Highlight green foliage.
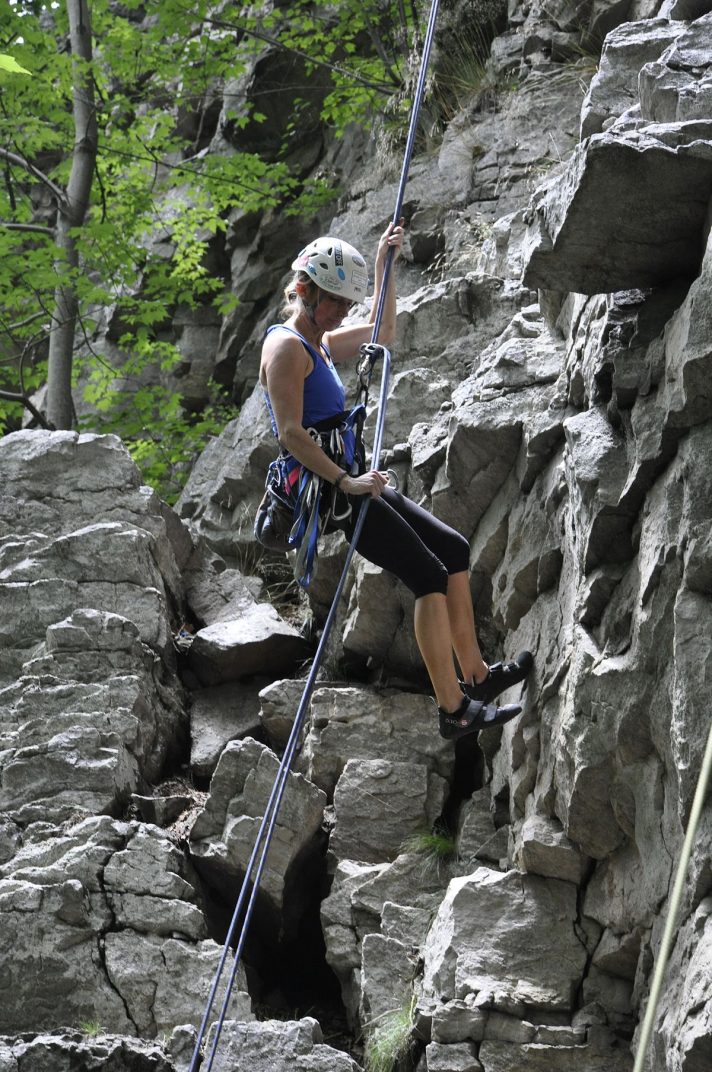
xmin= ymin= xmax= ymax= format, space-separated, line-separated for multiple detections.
xmin=0 ymin=0 xmax=429 ymax=490
xmin=364 ymin=999 xmax=415 ymax=1072
xmin=401 ymin=826 xmax=458 ymax=875
xmin=0 ymin=53 xmax=31 ymax=75
xmin=80 ymin=352 xmax=237 ymax=503
xmin=79 ymin=1019 xmax=102 ymax=1037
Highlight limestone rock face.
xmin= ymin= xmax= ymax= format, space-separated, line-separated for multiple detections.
xmin=0 ymin=818 xmax=250 ymax=1038
xmin=300 ymin=686 xmax=454 ymax=795
xmin=0 ymin=609 xmax=184 ymax=826
xmin=189 ymin=737 xmax=326 ymax=926
xmin=330 ymin=757 xmax=448 ymax=865
xmin=581 ymin=18 xmax=687 ymax=138
xmin=525 ymin=15 xmax=712 ymax=294
xmin=176 ymin=385 xmax=275 ymax=558
xmin=421 ymin=868 xmax=588 ymax=1012
xmin=207 ymin=1018 xmax=362 ymax=1072
xmin=0 ymin=1034 xmax=174 ymax=1072
xmin=3 ymin=4 xmax=712 ymax=1071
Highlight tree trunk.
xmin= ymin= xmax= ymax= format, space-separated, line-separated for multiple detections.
xmin=46 ymin=0 xmax=97 ymax=430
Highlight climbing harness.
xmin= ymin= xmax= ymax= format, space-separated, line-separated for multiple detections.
xmin=632 ymin=718 xmax=712 ymax=1072
xmin=189 ymin=3 xmax=441 ymax=1068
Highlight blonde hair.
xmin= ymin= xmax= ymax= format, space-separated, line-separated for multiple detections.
xmin=281 ymin=271 xmax=318 ymax=319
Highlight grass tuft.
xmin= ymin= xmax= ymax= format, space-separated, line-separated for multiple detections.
xmin=364 ymin=1000 xmax=415 ymax=1072
xmin=79 ymin=1019 xmax=102 ymax=1037
xmin=401 ymin=827 xmax=458 ymax=875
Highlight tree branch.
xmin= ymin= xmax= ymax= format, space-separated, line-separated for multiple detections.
xmin=0 ymin=221 xmax=54 ymax=236
xmin=198 ymin=12 xmax=396 ymax=93
xmin=0 ymin=388 xmax=53 ymax=428
xmin=0 ymin=146 xmax=67 ymax=207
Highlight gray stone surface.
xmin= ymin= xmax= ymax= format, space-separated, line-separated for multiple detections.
xmin=0 ymin=818 xmax=250 ymax=1037
xmin=258 ymin=676 xmax=311 ymax=748
xmin=581 ymin=18 xmax=686 ymax=137
xmin=425 ymin=1040 xmax=483 ymax=1072
xmin=301 ymin=686 xmax=454 ymax=796
xmin=640 ymin=14 xmax=712 ymax=124
xmin=422 ymin=868 xmax=587 ymax=1012
xmin=190 ymin=681 xmax=264 ymax=777
xmin=2 ymin=6 xmax=712 ymax=1070
xmin=524 ymin=125 xmax=712 ymax=294
xmin=478 ymin=1038 xmax=633 ymax=1071
xmin=187 ymin=604 xmax=311 ymax=685
xmin=514 ymin=814 xmax=589 ymax=884
xmin=0 ymin=1033 xmax=174 ymax=1071
xmin=359 ymin=933 xmax=414 ymax=1027
xmin=189 ymin=737 xmax=326 ymax=921
xmin=175 ymin=385 xmax=275 ymax=559
xmin=457 ymin=789 xmax=509 ymax=870
xmin=0 ymin=609 xmax=184 ymax=825
xmin=207 ymin=1018 xmax=362 ymax=1072
xmin=330 ymin=759 xmax=448 ymax=866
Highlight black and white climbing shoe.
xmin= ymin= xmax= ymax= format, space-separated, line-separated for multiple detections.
xmin=460 ymin=650 xmax=533 ymax=705
xmin=438 ymin=695 xmax=522 ymax=740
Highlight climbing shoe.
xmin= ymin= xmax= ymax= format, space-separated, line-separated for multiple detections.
xmin=460 ymin=650 xmax=533 ymax=705
xmin=438 ymin=695 xmax=522 ymax=740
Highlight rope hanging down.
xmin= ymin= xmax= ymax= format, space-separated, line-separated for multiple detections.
xmin=188 ymin=4 xmax=441 ymax=1069
xmin=632 ymin=718 xmax=712 ymax=1072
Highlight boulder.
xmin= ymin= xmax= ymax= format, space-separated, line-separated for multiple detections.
xmin=523 ymin=124 xmax=712 ymax=294
xmin=0 ymin=817 xmax=249 ymax=1037
xmin=0 ymin=432 xmax=184 ymax=596
xmin=0 ymin=521 xmax=174 ymax=682
xmin=300 ymin=686 xmax=454 ymax=797
xmin=0 ymin=610 xmax=184 ymax=825
xmin=421 ymin=867 xmax=587 ymax=1012
xmin=187 ymin=604 xmax=311 ymax=685
xmin=206 ymin=1017 xmax=362 ymax=1072
xmin=330 ymin=759 xmax=448 ymax=865
xmin=0 ymin=1033 xmax=174 ymax=1072
xmin=189 ymin=737 xmax=326 ymax=924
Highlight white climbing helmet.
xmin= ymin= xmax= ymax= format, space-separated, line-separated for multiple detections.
xmin=291 ymin=236 xmax=369 ymax=303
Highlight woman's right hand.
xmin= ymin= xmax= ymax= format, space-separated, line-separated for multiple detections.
xmin=342 ymin=470 xmax=390 ymax=498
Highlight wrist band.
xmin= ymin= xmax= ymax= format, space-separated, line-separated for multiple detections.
xmin=334 ymin=470 xmax=348 ymax=490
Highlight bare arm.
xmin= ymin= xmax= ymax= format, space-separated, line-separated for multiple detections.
xmin=325 ymin=220 xmax=404 ymax=363
xmin=261 ymin=334 xmax=390 ymax=498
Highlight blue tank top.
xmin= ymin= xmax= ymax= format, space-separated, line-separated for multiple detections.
xmin=263 ymin=325 xmax=345 ymax=434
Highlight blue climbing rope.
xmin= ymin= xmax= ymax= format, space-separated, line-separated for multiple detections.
xmin=189 ymin=3 xmax=441 ymax=1068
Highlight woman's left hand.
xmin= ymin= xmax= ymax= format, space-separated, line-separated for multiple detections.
xmin=377 ymin=219 xmax=405 ymax=265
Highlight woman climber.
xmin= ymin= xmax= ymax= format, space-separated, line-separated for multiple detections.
xmin=259 ymin=222 xmax=532 ymax=739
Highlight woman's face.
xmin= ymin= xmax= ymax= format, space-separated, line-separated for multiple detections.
xmin=315 ymin=288 xmax=355 ymax=329
xmin=299 ymin=282 xmax=355 ymax=330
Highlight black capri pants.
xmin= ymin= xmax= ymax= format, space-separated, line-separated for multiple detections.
xmin=337 ymin=487 xmax=470 ymax=599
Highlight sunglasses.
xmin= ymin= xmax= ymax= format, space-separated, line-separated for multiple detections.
xmin=319 ymin=290 xmax=355 ymax=313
